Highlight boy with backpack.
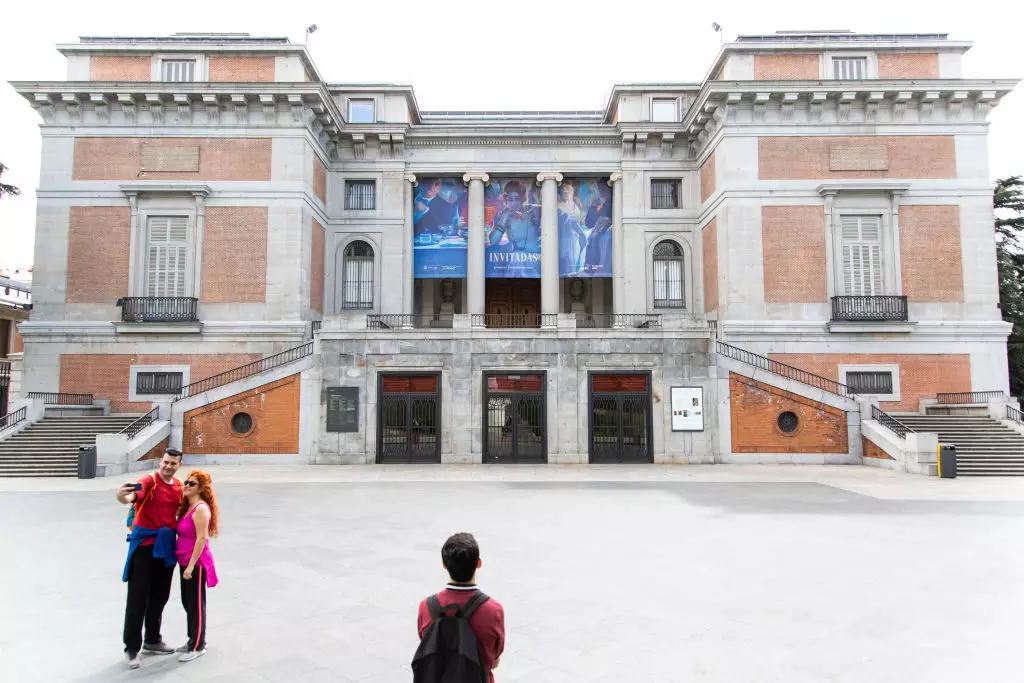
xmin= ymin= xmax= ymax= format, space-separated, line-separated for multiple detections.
xmin=413 ymin=533 xmax=505 ymax=683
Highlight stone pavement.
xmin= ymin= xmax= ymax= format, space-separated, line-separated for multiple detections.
xmin=2 ymin=465 xmax=1024 ymax=682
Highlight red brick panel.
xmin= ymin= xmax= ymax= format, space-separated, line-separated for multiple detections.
xmin=729 ymin=373 xmax=849 ymax=453
xmin=702 ymin=218 xmax=718 ymax=313
xmin=73 ymin=138 xmax=272 ymax=181
xmin=208 ymin=56 xmax=276 ymax=82
xmin=877 ymin=53 xmax=939 ymax=79
xmin=769 ymin=353 xmax=971 ymax=412
xmin=862 ymin=437 xmax=895 ymax=460
xmin=311 ymin=218 xmax=325 ymax=314
xmin=11 ymin=325 xmax=23 ymax=354
xmin=899 ymin=205 xmax=964 ymax=302
xmin=66 ymin=207 xmax=131 ymax=303
xmin=762 ymin=206 xmax=827 ymax=303
xmin=90 ymin=55 xmax=152 ymax=81
xmin=139 ymin=438 xmax=170 ymax=461
xmin=201 ymin=207 xmax=268 ymax=303
xmin=700 ymin=152 xmax=716 ymax=204
xmin=753 ymin=54 xmax=819 ymax=80
xmin=313 ymin=155 xmax=327 ymax=204
xmin=183 ymin=374 xmax=300 ymax=454
xmin=758 ymin=136 xmax=957 ymax=180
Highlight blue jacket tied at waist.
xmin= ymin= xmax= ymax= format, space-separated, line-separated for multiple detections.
xmin=123 ymin=525 xmax=177 ymax=582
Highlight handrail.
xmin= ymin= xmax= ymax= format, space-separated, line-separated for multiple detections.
xmin=871 ymin=405 xmax=915 ymax=440
xmin=831 ymin=295 xmax=908 ymax=322
xmin=575 ymin=314 xmax=662 ymax=329
xmin=0 ymin=406 xmax=27 ymax=433
xmin=174 ymin=341 xmax=313 ymax=400
xmin=936 ymin=391 xmax=1007 ymax=404
xmin=716 ymin=341 xmax=854 ymax=398
xmin=119 ymin=406 xmax=160 ymax=440
xmin=27 ymin=392 xmax=94 ymax=405
xmin=1007 ymin=405 xmax=1024 ymax=426
xmin=471 ymin=313 xmax=557 ymax=329
xmin=118 ymin=296 xmax=199 ymax=323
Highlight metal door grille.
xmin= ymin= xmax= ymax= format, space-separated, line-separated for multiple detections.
xmin=588 ymin=374 xmax=652 ymax=463
xmin=483 ymin=376 xmax=546 ymax=463
xmin=377 ymin=375 xmax=440 ymax=463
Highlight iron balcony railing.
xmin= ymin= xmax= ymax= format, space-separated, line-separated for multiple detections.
xmin=471 ymin=314 xmax=557 ymax=329
xmin=0 ymin=360 xmax=9 ymax=387
xmin=0 ymin=406 xmax=26 ymax=432
xmin=367 ymin=314 xmax=453 ymax=330
xmin=118 ymin=297 xmax=199 ymax=323
xmin=871 ymin=405 xmax=915 ymax=440
xmin=716 ymin=341 xmax=854 ymax=398
xmin=830 ymin=296 xmax=908 ymax=322
xmin=175 ymin=341 xmax=313 ymax=400
xmin=311 ymin=320 xmax=322 ymax=335
xmin=1007 ymin=404 xmax=1024 ymax=426
xmin=27 ymin=392 xmax=94 ymax=405
xmin=576 ymin=314 xmax=663 ymax=329
xmin=119 ymin=406 xmax=160 ymax=440
xmin=936 ymin=391 xmax=1007 ymax=404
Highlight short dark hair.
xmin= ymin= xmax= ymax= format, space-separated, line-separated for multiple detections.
xmin=441 ymin=533 xmax=479 ymax=582
xmin=503 ymin=180 xmax=525 ymax=198
xmin=164 ymin=448 xmax=183 ymax=460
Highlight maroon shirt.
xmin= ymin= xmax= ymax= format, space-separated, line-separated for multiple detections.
xmin=417 ymin=585 xmax=505 ymax=682
xmin=134 ymin=474 xmax=182 ymax=546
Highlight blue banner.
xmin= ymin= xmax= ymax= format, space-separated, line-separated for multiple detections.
xmin=485 ymin=178 xmax=541 ymax=278
xmin=558 ymin=178 xmax=613 ymax=277
xmin=413 ymin=178 xmax=468 ymax=278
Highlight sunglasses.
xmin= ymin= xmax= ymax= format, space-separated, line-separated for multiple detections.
xmin=183 ymin=481 xmax=198 ymax=488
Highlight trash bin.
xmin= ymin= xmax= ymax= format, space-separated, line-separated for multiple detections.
xmin=938 ymin=444 xmax=957 ymax=479
xmin=77 ymin=445 xmax=97 ymax=479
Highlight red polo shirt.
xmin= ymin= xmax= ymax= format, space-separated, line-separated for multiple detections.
xmin=417 ymin=585 xmax=505 ymax=682
xmin=134 ymin=473 xmax=182 ymax=545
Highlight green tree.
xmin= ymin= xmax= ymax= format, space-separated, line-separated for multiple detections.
xmin=0 ymin=162 xmax=21 ymax=198
xmin=995 ymin=176 xmax=1024 ymax=396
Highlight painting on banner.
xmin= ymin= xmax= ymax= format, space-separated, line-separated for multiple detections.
xmin=557 ymin=178 xmax=612 ymax=277
xmin=485 ymin=178 xmax=542 ymax=278
xmin=413 ymin=178 xmax=468 ymax=278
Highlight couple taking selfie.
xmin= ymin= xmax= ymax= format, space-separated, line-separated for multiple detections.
xmin=115 ymin=449 xmax=218 ymax=670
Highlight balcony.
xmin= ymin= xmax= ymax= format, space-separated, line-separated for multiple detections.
xmin=115 ymin=297 xmax=200 ymax=333
xmin=828 ymin=296 xmax=912 ymax=333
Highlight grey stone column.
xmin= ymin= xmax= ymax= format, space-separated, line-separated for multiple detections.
xmin=463 ymin=172 xmax=489 ymax=317
xmin=537 ymin=172 xmax=563 ymax=319
xmin=609 ymin=172 xmax=624 ymax=313
xmin=403 ymin=174 xmax=417 ymax=313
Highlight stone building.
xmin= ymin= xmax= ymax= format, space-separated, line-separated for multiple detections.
xmin=5 ymin=30 xmax=1021 ymax=472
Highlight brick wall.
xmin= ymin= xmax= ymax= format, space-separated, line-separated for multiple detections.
xmin=762 ymin=206 xmax=827 ymax=303
xmin=899 ymin=205 xmax=964 ymax=302
xmin=702 ymin=218 xmax=718 ymax=313
xmin=769 ymin=353 xmax=971 ymax=412
xmin=182 ymin=374 xmax=300 ymax=454
xmin=208 ymin=56 xmax=276 ymax=82
xmin=877 ymin=53 xmax=939 ymax=79
xmin=700 ymin=152 xmax=716 ymax=204
xmin=139 ymin=437 xmax=170 ymax=462
xmin=862 ymin=436 xmax=894 ymax=460
xmin=73 ymin=138 xmax=272 ymax=181
xmin=758 ymin=136 xmax=956 ymax=180
xmin=729 ymin=373 xmax=849 ymax=453
xmin=59 ymin=353 xmax=260 ymax=413
xmin=311 ymin=218 xmax=325 ymax=314
xmin=90 ymin=55 xmax=152 ymax=81
xmin=313 ymin=155 xmax=327 ymax=204
xmin=201 ymin=207 xmax=268 ymax=303
xmin=66 ymin=207 xmax=130 ymax=303
xmin=753 ymin=54 xmax=819 ymax=80
xmin=11 ymin=324 xmax=23 ymax=354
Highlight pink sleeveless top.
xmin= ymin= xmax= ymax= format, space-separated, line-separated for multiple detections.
xmin=175 ymin=503 xmax=219 ymax=587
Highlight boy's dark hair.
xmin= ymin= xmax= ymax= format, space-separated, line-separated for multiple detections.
xmin=164 ymin=448 xmax=183 ymax=459
xmin=441 ymin=532 xmax=479 ymax=582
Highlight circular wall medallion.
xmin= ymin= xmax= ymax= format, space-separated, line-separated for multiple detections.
xmin=231 ymin=412 xmax=253 ymax=435
xmin=777 ymin=411 xmax=799 ymax=434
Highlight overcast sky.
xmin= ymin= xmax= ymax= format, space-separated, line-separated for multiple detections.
xmin=1 ymin=0 xmax=1021 ymax=269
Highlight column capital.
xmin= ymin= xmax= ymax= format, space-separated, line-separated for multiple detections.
xmin=536 ymin=172 xmax=563 ymax=185
xmin=462 ymin=172 xmax=490 ymax=185
xmin=608 ymin=172 xmax=623 ymax=185
xmin=404 ymin=173 xmax=418 ymax=186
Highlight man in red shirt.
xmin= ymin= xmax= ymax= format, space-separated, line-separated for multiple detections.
xmin=116 ymin=449 xmax=184 ymax=669
xmin=417 ymin=533 xmax=505 ymax=682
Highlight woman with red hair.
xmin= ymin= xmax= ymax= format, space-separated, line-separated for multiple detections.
xmin=174 ymin=470 xmax=219 ymax=662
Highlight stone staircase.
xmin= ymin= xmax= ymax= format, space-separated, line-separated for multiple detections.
xmin=895 ymin=414 xmax=1024 ymax=476
xmin=0 ymin=415 xmax=140 ymax=477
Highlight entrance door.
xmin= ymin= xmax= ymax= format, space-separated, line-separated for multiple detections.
xmin=485 ymin=279 xmax=541 ymax=327
xmin=377 ymin=374 xmax=441 ymax=463
xmin=589 ymin=374 xmax=652 ymax=463
xmin=483 ymin=374 xmax=546 ymax=463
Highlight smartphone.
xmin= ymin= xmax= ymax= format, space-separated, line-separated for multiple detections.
xmin=132 ymin=483 xmax=143 ymax=491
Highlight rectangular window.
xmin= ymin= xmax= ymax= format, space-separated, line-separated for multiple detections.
xmin=145 ymin=216 xmax=188 ymax=297
xmin=651 ymin=98 xmax=679 ymax=123
xmin=840 ymin=215 xmax=883 ymax=296
xmin=651 ymin=179 xmax=681 ymax=209
xmin=348 ymin=99 xmax=375 ymax=123
xmin=161 ymin=59 xmax=196 ymax=83
xmin=846 ymin=371 xmax=894 ymax=395
xmin=345 ymin=180 xmax=376 ymax=210
xmin=833 ymin=57 xmax=867 ymax=80
xmin=136 ymin=371 xmax=184 ymax=395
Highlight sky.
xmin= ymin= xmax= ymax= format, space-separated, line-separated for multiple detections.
xmin=0 ymin=0 xmax=1021 ymax=269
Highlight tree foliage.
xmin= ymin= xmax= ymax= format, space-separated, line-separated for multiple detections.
xmin=0 ymin=162 xmax=21 ymax=198
xmin=995 ymin=176 xmax=1024 ymax=396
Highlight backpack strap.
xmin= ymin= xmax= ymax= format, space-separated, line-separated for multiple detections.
xmin=426 ymin=594 xmax=443 ymax=622
xmin=131 ymin=473 xmax=159 ymax=529
xmin=458 ymin=591 xmax=490 ymax=621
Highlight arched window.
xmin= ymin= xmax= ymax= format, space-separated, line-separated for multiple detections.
xmin=341 ymin=240 xmax=374 ymax=309
xmin=653 ymin=240 xmax=684 ymax=309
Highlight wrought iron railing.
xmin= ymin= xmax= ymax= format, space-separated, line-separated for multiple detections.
xmin=936 ymin=391 xmax=1007 ymax=404
xmin=471 ymin=314 xmax=557 ymax=329
xmin=716 ymin=341 xmax=854 ymax=397
xmin=119 ymin=406 xmax=160 ymax=440
xmin=871 ymin=405 xmax=915 ymax=440
xmin=311 ymin=320 xmax=322 ymax=335
xmin=831 ymin=296 xmax=908 ymax=322
xmin=175 ymin=341 xmax=313 ymax=400
xmin=0 ymin=360 xmax=9 ymax=387
xmin=576 ymin=314 xmax=663 ymax=329
xmin=27 ymin=392 xmax=94 ymax=405
xmin=118 ymin=297 xmax=199 ymax=323
xmin=1007 ymin=404 xmax=1024 ymax=426
xmin=0 ymin=406 xmax=26 ymax=433
xmin=367 ymin=314 xmax=452 ymax=329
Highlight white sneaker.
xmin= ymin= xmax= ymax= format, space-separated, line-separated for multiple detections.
xmin=174 ymin=643 xmax=189 ymax=653
xmin=178 ymin=648 xmax=206 ymax=663
xmin=126 ymin=652 xmax=141 ymax=669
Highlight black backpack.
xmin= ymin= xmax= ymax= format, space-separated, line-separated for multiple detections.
xmin=412 ymin=591 xmax=491 ymax=683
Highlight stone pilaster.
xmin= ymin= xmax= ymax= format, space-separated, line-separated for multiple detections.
xmin=609 ymin=172 xmax=624 ymax=313
xmin=537 ymin=172 xmax=563 ymax=319
xmin=404 ymin=173 xmax=417 ymax=313
xmin=463 ymin=172 xmax=489 ymax=316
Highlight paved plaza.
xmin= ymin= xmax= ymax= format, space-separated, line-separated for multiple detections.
xmin=2 ymin=464 xmax=1024 ymax=683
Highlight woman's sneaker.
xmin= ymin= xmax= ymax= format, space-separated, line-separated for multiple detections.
xmin=178 ymin=648 xmax=206 ymax=663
